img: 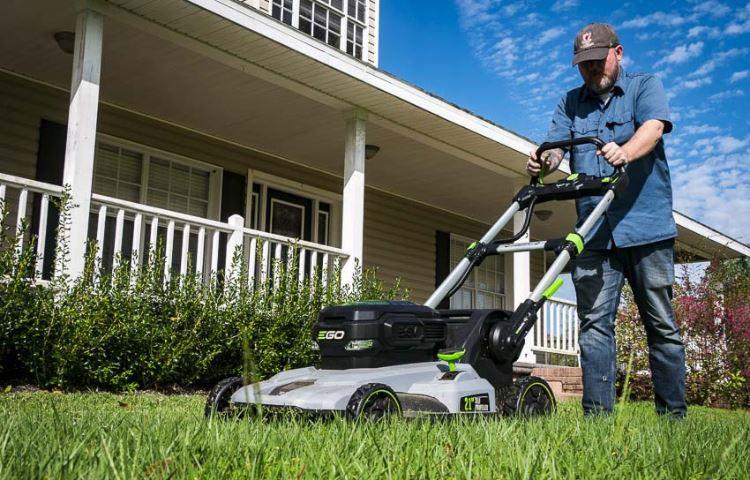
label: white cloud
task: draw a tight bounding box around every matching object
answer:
[620,12,689,29]
[730,70,749,83]
[502,1,525,17]
[692,1,732,18]
[677,76,712,90]
[687,25,722,38]
[655,42,704,67]
[709,89,745,101]
[671,152,750,244]
[726,20,750,35]
[537,27,566,46]
[551,0,579,12]
[680,124,722,135]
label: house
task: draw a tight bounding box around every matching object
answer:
[1,0,748,372]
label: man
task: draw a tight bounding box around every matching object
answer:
[527,23,686,417]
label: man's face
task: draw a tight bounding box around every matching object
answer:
[578,45,623,94]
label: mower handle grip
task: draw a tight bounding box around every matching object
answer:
[531,137,620,185]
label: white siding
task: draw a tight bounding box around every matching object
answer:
[367,0,378,66]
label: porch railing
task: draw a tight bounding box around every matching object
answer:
[0,173,348,286]
[533,296,580,360]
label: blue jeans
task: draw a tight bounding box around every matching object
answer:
[572,238,686,416]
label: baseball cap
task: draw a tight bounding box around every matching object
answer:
[572,23,619,66]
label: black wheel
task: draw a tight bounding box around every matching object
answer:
[205,376,244,418]
[346,383,402,420]
[498,376,556,417]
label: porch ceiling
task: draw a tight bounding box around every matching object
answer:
[2,0,747,261]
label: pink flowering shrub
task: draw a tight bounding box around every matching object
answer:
[616,258,750,408]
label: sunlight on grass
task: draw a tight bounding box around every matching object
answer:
[1,392,748,479]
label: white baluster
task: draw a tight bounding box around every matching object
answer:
[210,229,220,276]
[321,253,329,288]
[164,220,175,284]
[131,212,143,285]
[0,184,6,203]
[35,193,50,280]
[248,237,257,287]
[561,303,567,353]
[309,250,318,284]
[196,227,205,278]
[273,243,282,288]
[298,247,306,283]
[112,208,125,272]
[15,189,29,258]
[95,204,107,269]
[260,240,270,283]
[149,216,159,257]
[180,224,191,278]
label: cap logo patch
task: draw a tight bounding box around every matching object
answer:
[581,31,594,48]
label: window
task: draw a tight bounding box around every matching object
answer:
[93,138,219,219]
[449,235,505,310]
[299,0,342,48]
[270,0,367,59]
[346,20,363,59]
[347,0,366,23]
[93,143,143,203]
[271,0,293,25]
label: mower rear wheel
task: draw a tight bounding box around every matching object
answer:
[498,376,556,417]
[346,383,402,420]
[205,376,243,418]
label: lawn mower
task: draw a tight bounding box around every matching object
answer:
[206,137,627,419]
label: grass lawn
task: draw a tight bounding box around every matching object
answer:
[1,392,748,479]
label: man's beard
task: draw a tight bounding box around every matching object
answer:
[586,67,618,94]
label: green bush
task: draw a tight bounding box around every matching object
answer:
[616,260,750,409]
[0,197,407,391]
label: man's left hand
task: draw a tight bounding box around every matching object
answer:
[597,142,630,166]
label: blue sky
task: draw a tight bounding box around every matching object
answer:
[379,0,750,247]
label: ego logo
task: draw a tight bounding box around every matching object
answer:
[317,330,345,340]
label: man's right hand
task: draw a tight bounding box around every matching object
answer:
[526,148,563,177]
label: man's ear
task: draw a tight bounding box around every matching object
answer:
[614,44,624,61]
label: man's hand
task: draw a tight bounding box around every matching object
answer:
[527,148,563,177]
[597,142,630,167]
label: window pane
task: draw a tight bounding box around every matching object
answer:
[271,3,281,19]
[171,163,190,195]
[357,0,365,22]
[189,170,209,200]
[271,201,304,238]
[149,159,170,190]
[348,0,355,17]
[299,18,312,34]
[313,24,326,41]
[148,188,169,209]
[169,194,188,213]
[331,0,343,10]
[317,212,328,244]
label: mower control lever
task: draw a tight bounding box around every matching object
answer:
[531,136,624,185]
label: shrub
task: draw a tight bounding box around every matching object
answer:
[0,197,407,391]
[616,260,750,409]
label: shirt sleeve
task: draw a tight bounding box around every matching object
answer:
[635,75,673,134]
[544,94,573,144]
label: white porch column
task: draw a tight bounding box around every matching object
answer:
[340,109,367,286]
[60,7,104,279]
[511,184,536,364]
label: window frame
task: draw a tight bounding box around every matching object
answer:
[269,0,369,61]
[95,133,223,221]
[448,233,506,310]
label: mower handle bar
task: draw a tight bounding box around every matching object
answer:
[531,136,622,185]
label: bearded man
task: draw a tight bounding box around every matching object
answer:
[527,23,687,417]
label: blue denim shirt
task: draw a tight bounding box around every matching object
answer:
[545,68,677,249]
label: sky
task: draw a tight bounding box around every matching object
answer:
[378,0,750,248]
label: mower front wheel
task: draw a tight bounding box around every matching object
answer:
[346,383,402,420]
[205,376,244,418]
[498,376,556,417]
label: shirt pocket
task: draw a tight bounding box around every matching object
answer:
[606,110,635,145]
[572,117,598,153]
